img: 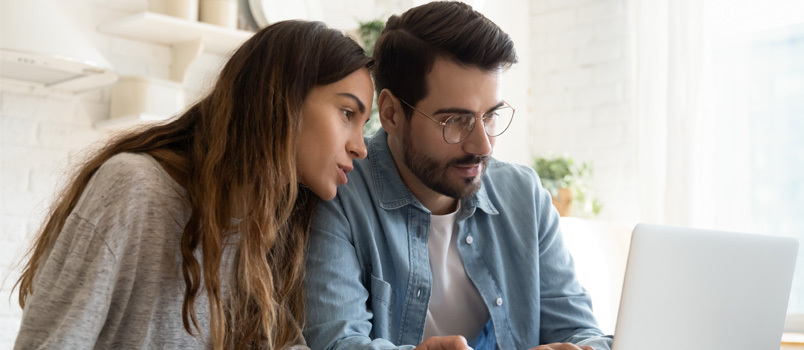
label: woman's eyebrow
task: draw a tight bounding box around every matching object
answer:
[337,93,366,114]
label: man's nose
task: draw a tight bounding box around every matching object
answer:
[462,118,493,156]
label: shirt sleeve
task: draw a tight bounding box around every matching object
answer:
[14,213,118,349]
[532,174,613,350]
[303,198,415,350]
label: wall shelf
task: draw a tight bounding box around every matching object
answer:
[96,12,253,129]
[99,11,252,55]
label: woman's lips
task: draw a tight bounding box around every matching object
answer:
[337,165,353,184]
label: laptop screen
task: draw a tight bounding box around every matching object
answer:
[612,223,798,350]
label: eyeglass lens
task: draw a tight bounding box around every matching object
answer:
[443,106,515,144]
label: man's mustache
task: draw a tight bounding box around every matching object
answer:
[451,155,490,166]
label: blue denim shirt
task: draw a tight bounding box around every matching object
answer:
[304,130,612,350]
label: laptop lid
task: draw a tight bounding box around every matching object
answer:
[612,223,799,350]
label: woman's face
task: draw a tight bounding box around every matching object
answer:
[297,68,374,200]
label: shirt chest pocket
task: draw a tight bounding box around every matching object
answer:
[368,273,394,339]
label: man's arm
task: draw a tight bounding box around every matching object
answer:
[304,220,404,349]
[304,199,413,349]
[530,167,613,350]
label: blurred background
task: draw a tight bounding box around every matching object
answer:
[1,0,802,347]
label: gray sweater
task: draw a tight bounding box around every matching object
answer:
[14,153,307,349]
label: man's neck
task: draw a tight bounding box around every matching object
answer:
[414,189,458,215]
[387,140,458,215]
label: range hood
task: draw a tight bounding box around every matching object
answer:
[0,0,117,92]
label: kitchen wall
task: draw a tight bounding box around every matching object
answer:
[0,0,632,346]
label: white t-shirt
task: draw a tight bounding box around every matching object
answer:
[423,203,490,340]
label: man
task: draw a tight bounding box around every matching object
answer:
[304,2,613,349]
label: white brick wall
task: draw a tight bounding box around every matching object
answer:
[0,0,414,347]
[529,0,639,222]
[0,0,215,345]
[0,91,116,347]
[1,0,643,346]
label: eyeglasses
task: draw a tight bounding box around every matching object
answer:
[399,98,515,144]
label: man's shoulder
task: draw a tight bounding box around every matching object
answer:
[477,158,545,205]
[337,140,398,198]
[484,158,539,184]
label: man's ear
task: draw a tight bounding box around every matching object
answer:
[378,89,402,136]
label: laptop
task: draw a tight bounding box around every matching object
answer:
[612,223,799,350]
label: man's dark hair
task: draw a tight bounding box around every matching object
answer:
[372,1,518,117]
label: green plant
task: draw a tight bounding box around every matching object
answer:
[531,156,603,216]
[356,19,385,136]
[357,20,385,56]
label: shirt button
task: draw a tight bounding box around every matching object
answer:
[496,298,503,306]
[417,289,422,298]
[465,236,474,244]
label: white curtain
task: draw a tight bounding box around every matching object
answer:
[631,0,804,327]
[631,0,804,231]
[630,0,716,227]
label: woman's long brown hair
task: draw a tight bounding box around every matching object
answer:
[14,20,372,349]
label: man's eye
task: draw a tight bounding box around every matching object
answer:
[445,115,469,125]
[445,117,461,125]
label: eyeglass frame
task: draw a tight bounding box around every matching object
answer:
[397,97,516,144]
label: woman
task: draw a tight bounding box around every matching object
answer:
[13,20,373,349]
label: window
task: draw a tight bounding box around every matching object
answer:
[632,0,804,330]
[707,1,804,328]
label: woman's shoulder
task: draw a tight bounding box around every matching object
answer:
[72,152,189,230]
[97,153,181,188]
[89,152,185,197]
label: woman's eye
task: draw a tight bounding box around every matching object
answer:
[342,109,354,119]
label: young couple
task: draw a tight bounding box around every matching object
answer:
[14,2,612,350]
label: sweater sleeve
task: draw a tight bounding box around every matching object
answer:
[14,213,119,349]
[14,153,191,349]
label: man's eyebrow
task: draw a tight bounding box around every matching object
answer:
[486,101,506,114]
[433,101,506,115]
[433,107,474,115]
[337,93,366,114]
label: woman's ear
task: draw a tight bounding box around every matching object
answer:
[378,89,402,136]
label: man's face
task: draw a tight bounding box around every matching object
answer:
[396,58,503,200]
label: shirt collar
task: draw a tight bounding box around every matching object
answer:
[368,129,499,216]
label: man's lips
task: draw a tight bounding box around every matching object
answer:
[453,163,482,177]
[451,155,488,178]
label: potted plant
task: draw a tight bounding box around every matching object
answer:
[531,156,602,217]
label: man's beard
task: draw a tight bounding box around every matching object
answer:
[402,125,489,199]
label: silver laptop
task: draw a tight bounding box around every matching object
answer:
[612,223,799,350]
